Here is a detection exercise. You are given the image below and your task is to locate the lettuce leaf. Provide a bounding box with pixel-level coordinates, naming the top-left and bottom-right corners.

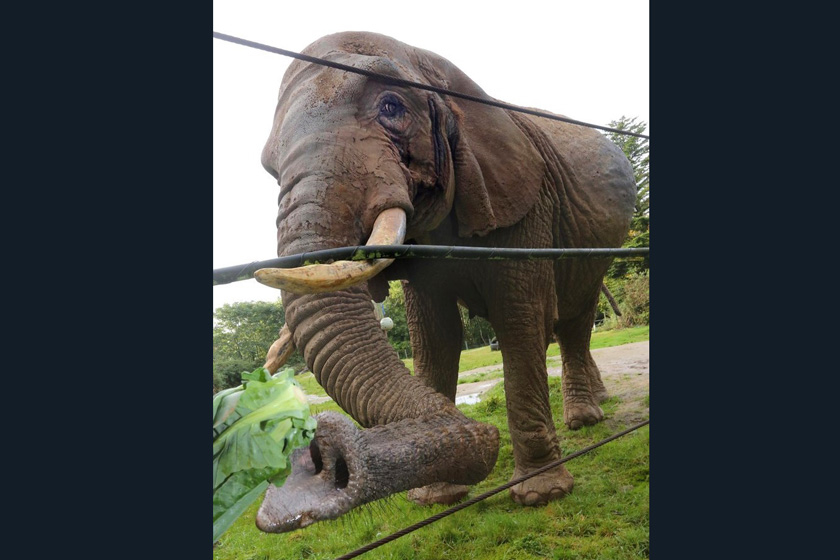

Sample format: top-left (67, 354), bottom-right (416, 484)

top-left (212, 367), bottom-right (316, 542)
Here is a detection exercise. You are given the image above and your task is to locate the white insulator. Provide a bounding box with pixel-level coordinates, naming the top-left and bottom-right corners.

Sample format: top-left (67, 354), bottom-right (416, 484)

top-left (380, 317), bottom-right (395, 331)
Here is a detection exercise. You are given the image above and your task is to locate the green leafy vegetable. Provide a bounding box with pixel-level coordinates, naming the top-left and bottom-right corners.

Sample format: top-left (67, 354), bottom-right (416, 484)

top-left (212, 367), bottom-right (316, 543)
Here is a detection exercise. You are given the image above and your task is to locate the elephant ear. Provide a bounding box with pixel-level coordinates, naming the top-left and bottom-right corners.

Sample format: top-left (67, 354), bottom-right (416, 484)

top-left (434, 66), bottom-right (546, 237)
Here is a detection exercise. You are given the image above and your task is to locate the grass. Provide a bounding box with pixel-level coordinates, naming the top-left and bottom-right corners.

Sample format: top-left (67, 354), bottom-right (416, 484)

top-left (214, 380), bottom-right (649, 559)
top-left (214, 326), bottom-right (649, 559)
top-left (457, 370), bottom-right (500, 385)
top-left (547, 325), bottom-right (648, 359)
top-left (293, 370), bottom-right (328, 397)
top-left (402, 325), bottom-right (649, 375)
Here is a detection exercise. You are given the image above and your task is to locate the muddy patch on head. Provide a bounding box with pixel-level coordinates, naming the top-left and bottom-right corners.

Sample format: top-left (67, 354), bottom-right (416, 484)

top-left (311, 68), bottom-right (349, 106)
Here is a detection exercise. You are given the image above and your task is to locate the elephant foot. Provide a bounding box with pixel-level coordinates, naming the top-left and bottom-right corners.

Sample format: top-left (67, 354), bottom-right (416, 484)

top-left (592, 387), bottom-right (610, 404)
top-left (588, 371), bottom-right (609, 403)
top-left (563, 400), bottom-right (604, 430)
top-left (509, 464), bottom-right (574, 506)
top-left (407, 482), bottom-right (470, 505)
top-left (586, 364), bottom-right (610, 404)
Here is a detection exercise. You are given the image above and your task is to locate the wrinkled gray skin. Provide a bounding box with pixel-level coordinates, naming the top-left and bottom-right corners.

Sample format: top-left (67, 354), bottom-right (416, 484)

top-left (255, 31), bottom-right (635, 532)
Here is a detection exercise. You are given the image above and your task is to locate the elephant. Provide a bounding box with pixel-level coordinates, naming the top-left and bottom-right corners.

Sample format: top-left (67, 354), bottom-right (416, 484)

top-left (250, 31), bottom-right (636, 533)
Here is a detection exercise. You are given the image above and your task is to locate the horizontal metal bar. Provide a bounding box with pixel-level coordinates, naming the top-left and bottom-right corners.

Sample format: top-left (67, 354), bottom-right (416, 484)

top-left (213, 245), bottom-right (649, 286)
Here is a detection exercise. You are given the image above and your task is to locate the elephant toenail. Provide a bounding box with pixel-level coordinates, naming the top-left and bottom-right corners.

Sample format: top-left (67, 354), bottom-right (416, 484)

top-left (549, 488), bottom-right (567, 499)
top-left (524, 491), bottom-right (541, 506)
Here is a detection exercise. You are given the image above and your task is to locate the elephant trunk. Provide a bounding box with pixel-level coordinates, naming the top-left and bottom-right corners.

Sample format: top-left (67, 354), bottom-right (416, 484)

top-left (255, 207), bottom-right (499, 531)
top-left (284, 285), bottom-right (453, 425)
top-left (257, 411), bottom-right (498, 532)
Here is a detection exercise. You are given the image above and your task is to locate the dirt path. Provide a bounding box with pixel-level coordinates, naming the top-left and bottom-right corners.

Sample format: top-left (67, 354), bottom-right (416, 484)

top-left (456, 341), bottom-right (649, 424)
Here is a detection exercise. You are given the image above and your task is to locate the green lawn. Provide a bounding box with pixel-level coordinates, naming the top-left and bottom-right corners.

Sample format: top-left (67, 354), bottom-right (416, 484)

top-left (404, 325), bottom-right (649, 374)
top-left (214, 326), bottom-right (649, 559)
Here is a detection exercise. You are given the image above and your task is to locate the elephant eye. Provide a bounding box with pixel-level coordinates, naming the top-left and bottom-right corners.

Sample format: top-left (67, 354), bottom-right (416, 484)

top-left (379, 95), bottom-right (405, 120)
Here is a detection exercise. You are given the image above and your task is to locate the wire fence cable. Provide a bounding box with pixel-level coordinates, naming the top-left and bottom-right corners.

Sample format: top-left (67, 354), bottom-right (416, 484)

top-left (213, 32), bottom-right (649, 140)
top-left (213, 245), bottom-right (650, 286)
top-left (333, 419), bottom-right (650, 560)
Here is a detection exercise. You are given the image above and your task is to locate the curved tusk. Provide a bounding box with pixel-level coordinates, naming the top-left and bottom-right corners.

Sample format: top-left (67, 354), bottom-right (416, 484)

top-left (255, 207), bottom-right (407, 294)
top-left (263, 324), bottom-right (295, 374)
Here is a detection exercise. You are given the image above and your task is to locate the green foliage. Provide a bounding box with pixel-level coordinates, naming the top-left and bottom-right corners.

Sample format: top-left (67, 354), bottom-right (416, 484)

top-left (381, 281), bottom-right (412, 359)
top-left (213, 357), bottom-right (258, 392)
top-left (212, 367), bottom-right (316, 543)
top-left (213, 300), bottom-right (286, 364)
top-left (620, 272), bottom-right (650, 326)
top-left (459, 306), bottom-right (496, 350)
top-left (213, 300), bottom-right (306, 391)
top-left (600, 272), bottom-right (650, 330)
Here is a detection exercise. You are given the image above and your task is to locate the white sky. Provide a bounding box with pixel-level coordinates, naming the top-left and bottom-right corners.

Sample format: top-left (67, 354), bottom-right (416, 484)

top-left (213, 0), bottom-right (650, 312)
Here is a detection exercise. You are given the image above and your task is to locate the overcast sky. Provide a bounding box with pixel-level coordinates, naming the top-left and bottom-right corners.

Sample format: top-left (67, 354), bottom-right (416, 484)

top-left (212, 0), bottom-right (650, 312)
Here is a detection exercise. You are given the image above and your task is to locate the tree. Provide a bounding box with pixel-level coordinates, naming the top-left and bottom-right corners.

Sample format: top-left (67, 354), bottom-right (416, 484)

top-left (381, 281), bottom-right (412, 359)
top-left (213, 300), bottom-right (305, 390)
top-left (459, 306), bottom-right (496, 350)
top-left (605, 116), bottom-right (650, 277)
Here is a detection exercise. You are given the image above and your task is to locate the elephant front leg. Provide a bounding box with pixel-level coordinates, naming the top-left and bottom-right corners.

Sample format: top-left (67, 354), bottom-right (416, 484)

top-left (496, 305), bottom-right (574, 506)
top-left (555, 298), bottom-right (606, 429)
top-left (402, 280), bottom-right (471, 505)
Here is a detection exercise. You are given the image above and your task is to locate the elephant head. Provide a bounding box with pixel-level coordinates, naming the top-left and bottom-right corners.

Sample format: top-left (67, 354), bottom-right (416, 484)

top-left (253, 31), bottom-right (549, 532)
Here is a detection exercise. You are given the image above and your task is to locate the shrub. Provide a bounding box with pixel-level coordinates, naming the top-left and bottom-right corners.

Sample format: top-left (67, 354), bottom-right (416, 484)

top-left (622, 271), bottom-right (650, 324)
top-left (600, 271), bottom-right (649, 330)
top-left (213, 357), bottom-right (256, 392)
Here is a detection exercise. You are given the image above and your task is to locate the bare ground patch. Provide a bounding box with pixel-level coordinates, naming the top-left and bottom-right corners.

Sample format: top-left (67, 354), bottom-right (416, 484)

top-left (456, 341), bottom-right (650, 425)
top-left (552, 341), bottom-right (650, 426)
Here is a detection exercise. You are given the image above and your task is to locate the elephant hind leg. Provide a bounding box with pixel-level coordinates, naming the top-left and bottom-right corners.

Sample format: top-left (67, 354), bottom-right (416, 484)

top-left (555, 295), bottom-right (607, 430)
top-left (492, 295), bottom-right (574, 507)
top-left (402, 280), bottom-right (462, 401)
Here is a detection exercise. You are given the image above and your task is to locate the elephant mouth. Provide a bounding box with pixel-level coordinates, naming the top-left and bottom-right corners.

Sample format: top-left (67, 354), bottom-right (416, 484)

top-left (254, 207), bottom-right (407, 295)
top-left (256, 413), bottom-right (366, 533)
